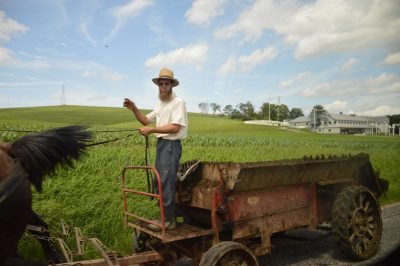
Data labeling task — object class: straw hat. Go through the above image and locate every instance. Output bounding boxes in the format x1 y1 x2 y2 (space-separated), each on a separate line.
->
152 68 179 87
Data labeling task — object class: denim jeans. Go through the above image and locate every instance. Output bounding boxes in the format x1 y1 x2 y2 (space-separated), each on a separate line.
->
154 138 182 222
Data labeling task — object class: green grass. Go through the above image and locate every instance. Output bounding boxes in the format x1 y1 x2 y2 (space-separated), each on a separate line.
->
1 105 399 261
0 105 311 136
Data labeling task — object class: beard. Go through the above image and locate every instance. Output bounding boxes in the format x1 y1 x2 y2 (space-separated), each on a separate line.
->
159 91 173 102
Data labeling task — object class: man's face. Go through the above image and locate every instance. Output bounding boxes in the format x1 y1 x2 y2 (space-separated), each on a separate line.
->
158 79 173 102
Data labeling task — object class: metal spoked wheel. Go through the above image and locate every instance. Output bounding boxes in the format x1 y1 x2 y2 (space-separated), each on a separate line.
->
199 241 259 266
331 185 382 260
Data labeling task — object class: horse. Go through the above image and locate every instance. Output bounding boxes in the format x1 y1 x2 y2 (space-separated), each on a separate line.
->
0 125 91 265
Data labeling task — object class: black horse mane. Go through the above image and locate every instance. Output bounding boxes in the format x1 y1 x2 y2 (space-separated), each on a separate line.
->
9 125 92 192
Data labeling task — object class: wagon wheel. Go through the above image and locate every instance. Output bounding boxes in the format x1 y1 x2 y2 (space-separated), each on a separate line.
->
199 241 259 266
331 185 382 260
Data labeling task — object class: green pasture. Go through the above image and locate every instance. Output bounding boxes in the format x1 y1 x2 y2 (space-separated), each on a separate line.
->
1 105 399 261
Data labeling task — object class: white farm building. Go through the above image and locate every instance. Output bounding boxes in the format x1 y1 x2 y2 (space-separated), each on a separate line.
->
289 111 390 135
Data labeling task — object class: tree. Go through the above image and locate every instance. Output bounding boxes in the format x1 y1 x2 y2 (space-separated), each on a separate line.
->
259 102 272 120
210 103 221 115
223 105 233 116
230 108 242 119
198 102 209 114
237 101 255 120
269 104 278 121
313 104 325 112
389 114 400 134
310 104 325 128
389 114 400 124
276 104 289 121
289 108 304 119
258 102 281 120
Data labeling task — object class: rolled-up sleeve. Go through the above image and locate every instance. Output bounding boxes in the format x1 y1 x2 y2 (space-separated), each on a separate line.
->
146 110 157 123
171 99 187 127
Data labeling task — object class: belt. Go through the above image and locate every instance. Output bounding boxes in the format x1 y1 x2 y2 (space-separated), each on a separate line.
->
157 137 180 141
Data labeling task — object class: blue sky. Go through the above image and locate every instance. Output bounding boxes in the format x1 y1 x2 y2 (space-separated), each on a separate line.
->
0 0 399 116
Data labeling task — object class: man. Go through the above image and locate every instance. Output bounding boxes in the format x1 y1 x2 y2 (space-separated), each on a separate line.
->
123 68 188 230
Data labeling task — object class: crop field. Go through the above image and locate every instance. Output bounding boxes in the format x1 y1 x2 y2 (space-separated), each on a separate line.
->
1 105 399 260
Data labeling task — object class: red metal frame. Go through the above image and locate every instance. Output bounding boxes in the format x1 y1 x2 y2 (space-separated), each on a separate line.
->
211 190 220 244
121 165 166 235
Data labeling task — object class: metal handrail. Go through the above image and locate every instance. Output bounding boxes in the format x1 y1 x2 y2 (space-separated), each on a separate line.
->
121 165 166 235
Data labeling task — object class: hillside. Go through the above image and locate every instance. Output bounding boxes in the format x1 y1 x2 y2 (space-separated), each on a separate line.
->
0 105 307 137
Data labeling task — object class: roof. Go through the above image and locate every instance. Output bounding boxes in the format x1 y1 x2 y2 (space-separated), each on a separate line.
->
289 116 310 123
328 113 368 121
362 116 389 123
323 112 389 123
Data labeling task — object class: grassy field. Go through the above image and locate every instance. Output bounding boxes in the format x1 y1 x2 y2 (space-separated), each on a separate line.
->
1 105 399 261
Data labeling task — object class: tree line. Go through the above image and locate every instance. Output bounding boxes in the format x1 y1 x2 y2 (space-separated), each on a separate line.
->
198 102 400 134
198 101 304 121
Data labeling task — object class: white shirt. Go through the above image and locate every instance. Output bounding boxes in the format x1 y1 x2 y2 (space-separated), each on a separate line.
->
146 95 188 140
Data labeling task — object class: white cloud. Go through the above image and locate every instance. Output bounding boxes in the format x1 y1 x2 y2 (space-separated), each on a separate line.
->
0 10 28 43
214 0 294 41
107 0 153 41
81 70 127 81
280 80 293 88
280 71 310 88
80 18 97 45
322 100 400 116
112 0 153 20
357 105 400 116
0 47 51 69
340 58 359 72
301 73 400 98
384 52 400 66
0 47 127 80
366 73 400 93
238 46 277 72
0 81 61 88
325 100 348 112
7 55 126 79
217 46 277 76
217 56 236 76
21 60 52 70
147 16 177 47
50 86 109 106
0 47 16 65
367 73 396 86
144 43 208 69
302 82 331 97
45 59 127 81
185 0 227 26
215 0 400 59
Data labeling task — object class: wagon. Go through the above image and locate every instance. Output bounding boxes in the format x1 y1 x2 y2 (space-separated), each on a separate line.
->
117 152 388 265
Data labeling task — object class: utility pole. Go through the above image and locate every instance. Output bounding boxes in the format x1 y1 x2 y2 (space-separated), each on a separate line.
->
313 108 316 130
268 94 271 121
277 96 280 121
61 85 66 106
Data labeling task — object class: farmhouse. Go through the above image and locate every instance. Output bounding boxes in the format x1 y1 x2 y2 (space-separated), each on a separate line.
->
287 116 310 129
289 111 390 135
